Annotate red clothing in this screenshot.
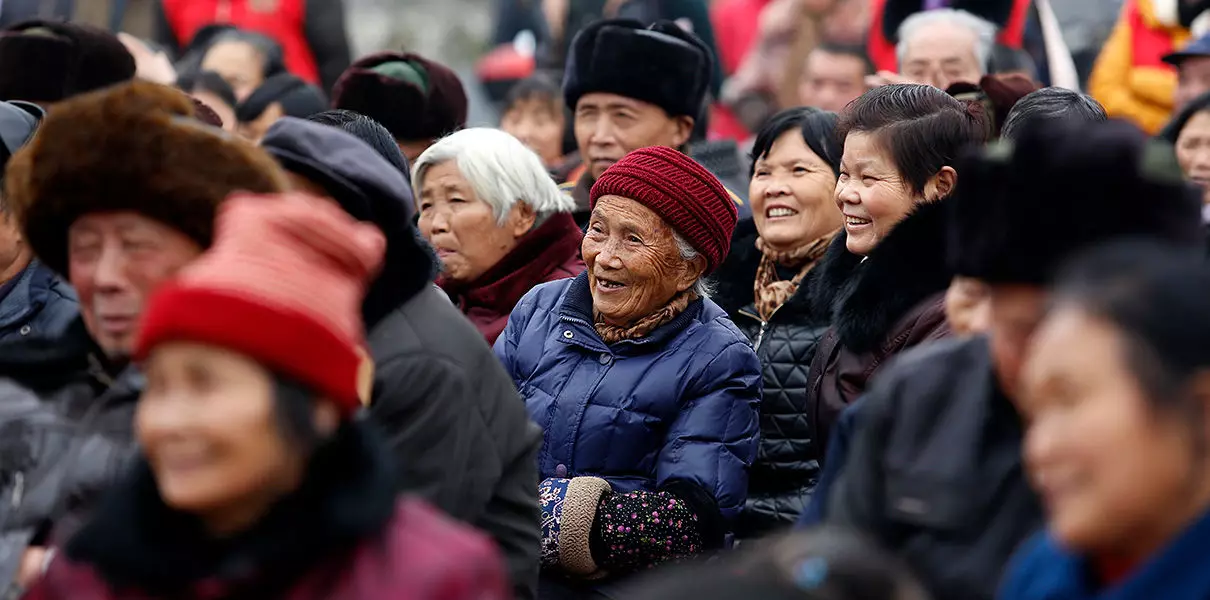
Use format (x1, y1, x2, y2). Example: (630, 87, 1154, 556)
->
(160, 0, 319, 84)
(710, 0, 771, 75)
(439, 212, 586, 344)
(866, 0, 1031, 73)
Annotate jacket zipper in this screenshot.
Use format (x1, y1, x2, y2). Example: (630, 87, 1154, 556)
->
(738, 306, 782, 352)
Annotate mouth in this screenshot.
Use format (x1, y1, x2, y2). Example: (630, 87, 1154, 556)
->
(765, 206, 799, 219)
(593, 273, 627, 293)
(844, 215, 872, 230)
(1192, 176, 1210, 188)
(590, 158, 617, 170)
(96, 314, 137, 335)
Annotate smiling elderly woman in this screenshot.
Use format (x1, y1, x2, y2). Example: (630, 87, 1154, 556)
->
(414, 127, 584, 343)
(494, 147, 761, 596)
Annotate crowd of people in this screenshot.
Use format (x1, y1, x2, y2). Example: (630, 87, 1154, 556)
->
(0, 1, 1206, 600)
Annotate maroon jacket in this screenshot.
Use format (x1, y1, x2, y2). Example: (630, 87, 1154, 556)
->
(440, 212, 585, 344)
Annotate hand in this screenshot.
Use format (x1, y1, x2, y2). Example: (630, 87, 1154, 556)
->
(865, 70, 914, 89)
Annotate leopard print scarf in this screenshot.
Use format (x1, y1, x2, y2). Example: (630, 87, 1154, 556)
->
(753, 231, 837, 321)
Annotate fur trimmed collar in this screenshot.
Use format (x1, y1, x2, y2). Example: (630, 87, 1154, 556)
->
(808, 199, 953, 354)
(65, 420, 397, 596)
(712, 218, 824, 325)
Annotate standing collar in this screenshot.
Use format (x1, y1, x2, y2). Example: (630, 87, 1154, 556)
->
(558, 271, 704, 350)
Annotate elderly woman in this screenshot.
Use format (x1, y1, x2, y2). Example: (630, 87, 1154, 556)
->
(415, 127, 585, 343)
(494, 146, 761, 596)
(806, 84, 984, 459)
(26, 195, 507, 599)
(713, 107, 843, 539)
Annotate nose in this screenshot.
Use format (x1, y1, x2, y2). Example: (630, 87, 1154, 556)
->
(588, 118, 617, 149)
(835, 178, 859, 206)
(764, 176, 792, 198)
(92, 244, 128, 293)
(427, 206, 451, 236)
(593, 237, 625, 270)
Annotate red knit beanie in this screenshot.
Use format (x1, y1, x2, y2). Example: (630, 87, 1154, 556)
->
(135, 193, 386, 416)
(590, 146, 737, 273)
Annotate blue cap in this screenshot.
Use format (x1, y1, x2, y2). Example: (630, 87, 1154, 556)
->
(0, 100, 42, 168)
(1164, 33, 1210, 66)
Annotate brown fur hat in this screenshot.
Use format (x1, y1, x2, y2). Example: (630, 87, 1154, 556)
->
(6, 80, 289, 276)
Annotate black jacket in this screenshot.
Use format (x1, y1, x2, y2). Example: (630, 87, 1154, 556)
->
(713, 219, 831, 538)
(827, 336, 1044, 600)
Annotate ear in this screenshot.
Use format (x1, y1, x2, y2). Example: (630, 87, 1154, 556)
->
(675, 254, 708, 293)
(924, 166, 958, 202)
(671, 115, 695, 148)
(508, 201, 537, 238)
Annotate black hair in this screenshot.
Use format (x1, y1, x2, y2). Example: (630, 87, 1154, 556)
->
(1001, 87, 1107, 141)
(273, 375, 324, 451)
(502, 74, 564, 115)
(1051, 240, 1210, 420)
(1158, 89, 1210, 144)
(236, 74, 327, 122)
(306, 110, 412, 180)
(191, 70, 237, 110)
(816, 42, 876, 76)
(838, 83, 984, 195)
(749, 107, 842, 179)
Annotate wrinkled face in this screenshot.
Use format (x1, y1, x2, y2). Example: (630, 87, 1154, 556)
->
(68, 212, 203, 361)
(501, 97, 566, 167)
(139, 342, 307, 535)
(238, 102, 284, 144)
(417, 161, 535, 284)
(583, 195, 705, 327)
(835, 131, 916, 256)
(574, 93, 693, 180)
(1176, 57, 1210, 112)
(200, 40, 265, 102)
(798, 50, 867, 113)
(899, 23, 984, 90)
(945, 276, 991, 337)
(192, 90, 236, 132)
(1176, 110, 1210, 205)
(987, 284, 1047, 400)
(750, 129, 842, 251)
(1020, 308, 1207, 556)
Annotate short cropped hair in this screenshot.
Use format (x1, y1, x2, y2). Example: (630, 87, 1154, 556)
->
(1001, 87, 1107, 141)
(307, 110, 411, 180)
(897, 9, 998, 73)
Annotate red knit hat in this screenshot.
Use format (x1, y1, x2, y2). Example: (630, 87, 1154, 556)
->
(590, 146, 737, 273)
(135, 193, 386, 416)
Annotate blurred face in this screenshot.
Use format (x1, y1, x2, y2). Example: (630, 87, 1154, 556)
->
(987, 284, 1047, 400)
(68, 212, 203, 361)
(201, 40, 266, 102)
(1176, 57, 1210, 112)
(798, 50, 867, 112)
(1020, 308, 1210, 560)
(899, 23, 984, 90)
(501, 97, 566, 167)
(1175, 110, 1210, 204)
(574, 93, 694, 180)
(418, 161, 536, 284)
(945, 276, 991, 337)
(192, 90, 236, 132)
(139, 342, 316, 536)
(835, 132, 913, 256)
(750, 130, 842, 251)
(238, 102, 284, 144)
(584, 195, 705, 326)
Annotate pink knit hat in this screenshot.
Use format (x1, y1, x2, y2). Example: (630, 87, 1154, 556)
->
(590, 146, 737, 274)
(135, 193, 386, 415)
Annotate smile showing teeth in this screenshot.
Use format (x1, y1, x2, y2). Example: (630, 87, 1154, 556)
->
(766, 207, 798, 218)
(596, 277, 625, 289)
(846, 216, 871, 226)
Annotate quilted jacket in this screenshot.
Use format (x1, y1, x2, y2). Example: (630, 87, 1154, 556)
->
(493, 272, 762, 522)
(712, 219, 831, 539)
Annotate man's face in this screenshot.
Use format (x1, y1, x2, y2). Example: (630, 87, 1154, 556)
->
(988, 284, 1049, 402)
(573, 93, 693, 180)
(899, 22, 984, 90)
(67, 212, 204, 361)
(1176, 56, 1210, 111)
(798, 49, 867, 112)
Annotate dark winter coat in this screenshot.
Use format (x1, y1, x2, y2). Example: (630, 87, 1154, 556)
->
(25, 421, 509, 600)
(713, 219, 830, 538)
(0, 259, 77, 343)
(806, 199, 954, 461)
(828, 336, 1044, 600)
(439, 212, 585, 344)
(494, 272, 762, 523)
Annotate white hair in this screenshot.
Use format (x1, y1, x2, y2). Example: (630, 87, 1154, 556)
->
(673, 231, 714, 298)
(896, 9, 998, 74)
(411, 127, 575, 226)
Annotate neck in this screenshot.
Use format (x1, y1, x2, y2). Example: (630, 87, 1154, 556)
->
(0, 248, 31, 286)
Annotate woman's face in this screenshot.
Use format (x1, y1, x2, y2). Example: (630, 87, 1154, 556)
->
(138, 342, 308, 535)
(750, 129, 842, 251)
(1019, 308, 1209, 557)
(584, 195, 705, 326)
(1175, 110, 1210, 205)
(417, 161, 535, 284)
(201, 40, 265, 102)
(944, 276, 991, 337)
(835, 131, 918, 256)
(501, 98, 566, 167)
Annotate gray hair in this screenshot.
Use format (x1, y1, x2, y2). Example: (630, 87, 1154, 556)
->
(411, 127, 574, 226)
(673, 231, 714, 298)
(896, 9, 998, 74)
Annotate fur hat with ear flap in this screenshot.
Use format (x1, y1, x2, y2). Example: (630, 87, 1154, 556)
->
(331, 52, 468, 142)
(562, 18, 713, 119)
(948, 119, 1205, 286)
(5, 80, 290, 277)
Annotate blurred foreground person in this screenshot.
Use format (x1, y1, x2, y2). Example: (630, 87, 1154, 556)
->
(1001, 241, 1210, 600)
(1000, 87, 1108, 141)
(0, 20, 135, 107)
(415, 128, 583, 344)
(827, 121, 1204, 600)
(25, 194, 507, 600)
(496, 147, 760, 597)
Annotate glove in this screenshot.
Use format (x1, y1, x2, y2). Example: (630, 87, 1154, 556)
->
(538, 476, 612, 575)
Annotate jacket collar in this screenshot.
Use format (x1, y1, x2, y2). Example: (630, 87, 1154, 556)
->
(711, 218, 823, 324)
(66, 419, 397, 595)
(0, 259, 37, 327)
(441, 212, 583, 314)
(558, 271, 704, 353)
(808, 198, 953, 354)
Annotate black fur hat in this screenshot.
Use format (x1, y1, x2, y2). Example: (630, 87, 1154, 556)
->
(562, 19, 712, 118)
(0, 19, 135, 104)
(949, 119, 1205, 285)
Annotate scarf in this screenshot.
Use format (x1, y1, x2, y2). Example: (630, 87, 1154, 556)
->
(753, 231, 836, 321)
(594, 289, 696, 344)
